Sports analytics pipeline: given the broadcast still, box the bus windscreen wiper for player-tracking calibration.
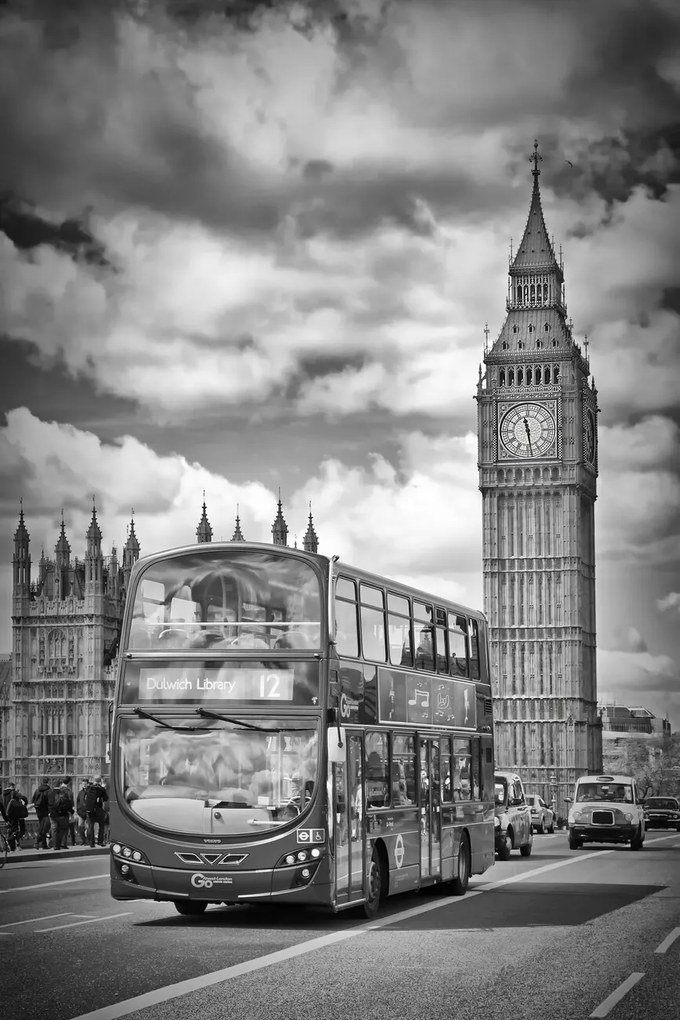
[133,708,203,731]
[195,708,275,732]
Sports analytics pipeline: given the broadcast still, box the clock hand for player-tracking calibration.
[523,417,533,455]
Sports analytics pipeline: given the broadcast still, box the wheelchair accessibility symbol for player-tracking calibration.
[394,833,405,869]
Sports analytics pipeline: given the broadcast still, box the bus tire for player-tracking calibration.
[363,845,385,919]
[174,900,208,916]
[450,834,470,896]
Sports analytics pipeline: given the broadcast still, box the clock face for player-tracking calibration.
[499,402,556,459]
[584,408,595,463]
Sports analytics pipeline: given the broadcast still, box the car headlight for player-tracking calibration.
[624,812,634,821]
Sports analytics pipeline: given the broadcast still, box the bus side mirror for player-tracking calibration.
[327,728,346,764]
[565,797,572,803]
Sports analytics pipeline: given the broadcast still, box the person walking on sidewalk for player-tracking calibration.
[31,776,52,849]
[5,788,29,851]
[85,776,108,847]
[48,781,74,850]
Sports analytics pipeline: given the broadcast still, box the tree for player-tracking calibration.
[602,734,680,798]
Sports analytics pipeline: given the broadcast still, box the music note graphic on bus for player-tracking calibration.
[437,692,450,711]
[408,687,430,708]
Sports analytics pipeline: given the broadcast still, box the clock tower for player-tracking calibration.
[476,142,601,816]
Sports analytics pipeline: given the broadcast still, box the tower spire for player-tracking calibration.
[271,490,288,547]
[231,504,245,542]
[196,491,213,544]
[302,502,318,554]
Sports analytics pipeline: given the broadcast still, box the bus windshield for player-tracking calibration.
[120,715,319,836]
[128,549,321,652]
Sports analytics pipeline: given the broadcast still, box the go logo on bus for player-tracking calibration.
[190,873,233,889]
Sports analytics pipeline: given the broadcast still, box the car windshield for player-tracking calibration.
[576,782,633,803]
[118,715,318,836]
[646,798,678,810]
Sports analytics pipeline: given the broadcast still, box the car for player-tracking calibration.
[525,793,555,834]
[494,770,533,860]
[643,796,680,831]
[567,774,645,850]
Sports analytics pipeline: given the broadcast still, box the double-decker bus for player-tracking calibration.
[110,543,495,918]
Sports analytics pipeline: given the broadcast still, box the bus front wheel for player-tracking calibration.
[363,846,384,919]
[450,834,470,896]
[174,900,208,916]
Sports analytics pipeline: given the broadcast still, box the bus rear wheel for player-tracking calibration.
[450,834,470,896]
[174,900,208,916]
[363,846,384,919]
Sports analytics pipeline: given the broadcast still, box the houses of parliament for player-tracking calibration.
[0,498,318,792]
[1,143,601,813]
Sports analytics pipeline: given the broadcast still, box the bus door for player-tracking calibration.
[331,731,364,905]
[418,737,441,881]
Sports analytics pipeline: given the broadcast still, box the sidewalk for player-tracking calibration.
[5,844,109,863]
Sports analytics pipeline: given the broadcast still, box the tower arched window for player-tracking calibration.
[502,341,509,350]
[512,325,518,334]
[517,286,522,303]
[500,369,505,386]
[530,284,535,302]
[524,285,529,302]
[544,322,550,332]
[544,367,551,383]
[518,340,523,349]
[517,368,523,385]
[528,324,534,333]
[509,368,515,385]
[527,367,532,384]
[552,338,558,347]
[553,366,560,382]
[536,367,542,384]
[543,283,548,301]
[536,339,542,349]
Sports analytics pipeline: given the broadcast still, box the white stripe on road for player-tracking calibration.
[589,972,645,1017]
[0,912,72,928]
[0,873,108,894]
[36,912,132,932]
[655,926,680,954]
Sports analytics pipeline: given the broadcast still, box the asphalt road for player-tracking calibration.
[2,831,679,1020]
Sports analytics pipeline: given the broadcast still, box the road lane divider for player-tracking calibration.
[36,913,132,932]
[655,926,680,954]
[0,872,109,894]
[589,972,644,1018]
[0,912,72,927]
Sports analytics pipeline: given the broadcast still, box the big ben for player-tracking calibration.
[476,142,602,816]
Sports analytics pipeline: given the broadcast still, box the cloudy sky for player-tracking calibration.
[1,0,679,727]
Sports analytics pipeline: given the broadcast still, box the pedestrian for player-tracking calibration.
[2,781,20,818]
[31,775,52,849]
[85,776,108,847]
[76,780,90,845]
[63,777,77,845]
[5,788,29,851]
[48,780,74,850]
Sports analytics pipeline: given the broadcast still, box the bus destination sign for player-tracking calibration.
[136,667,295,702]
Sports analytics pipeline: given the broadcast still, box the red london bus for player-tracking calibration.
[109,543,495,917]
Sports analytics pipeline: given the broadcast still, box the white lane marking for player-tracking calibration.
[0,873,108,894]
[589,972,645,1017]
[479,849,615,889]
[655,926,680,954]
[0,913,72,928]
[70,892,488,1020]
[36,912,132,932]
